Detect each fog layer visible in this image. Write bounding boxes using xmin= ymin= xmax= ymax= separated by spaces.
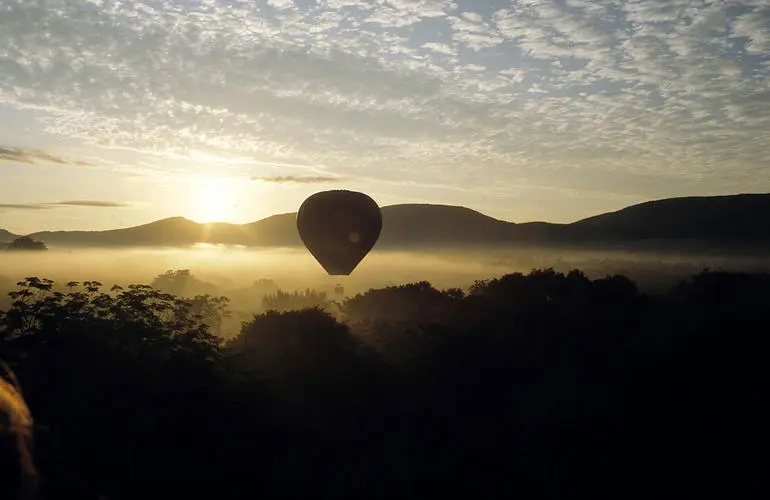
xmin=4 ymin=245 xmax=770 ymax=296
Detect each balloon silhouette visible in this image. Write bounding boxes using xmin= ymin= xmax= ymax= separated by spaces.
xmin=297 ymin=190 xmax=382 ymax=275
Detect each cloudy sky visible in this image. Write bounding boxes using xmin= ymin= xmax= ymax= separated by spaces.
xmin=1 ymin=0 xmax=769 ymax=233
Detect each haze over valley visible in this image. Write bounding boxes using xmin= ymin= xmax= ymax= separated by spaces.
xmin=4 ymin=193 xmax=770 ymax=333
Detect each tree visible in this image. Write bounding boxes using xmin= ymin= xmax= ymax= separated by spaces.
xmin=0 ymin=277 xmax=233 ymax=499
xmin=230 ymin=308 xmax=392 ymax=436
xmin=261 ymin=289 xmax=329 ymax=312
xmin=0 ymin=268 xmax=762 ymax=499
xmin=6 ymin=236 xmax=47 ymax=252
xmin=341 ymin=281 xmax=457 ymax=324
xmin=184 ymin=294 xmax=232 ymax=336
xmin=151 ymin=269 xmax=217 ymax=297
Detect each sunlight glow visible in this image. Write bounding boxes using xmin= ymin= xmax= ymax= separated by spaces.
xmin=188 ymin=179 xmax=239 ymax=223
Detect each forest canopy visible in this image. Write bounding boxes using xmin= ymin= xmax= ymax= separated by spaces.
xmin=0 ymin=268 xmax=764 ymax=499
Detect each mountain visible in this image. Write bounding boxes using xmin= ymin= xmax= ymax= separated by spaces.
xmin=29 ymin=217 xmax=206 ymax=247
xmin=379 ymin=205 xmax=515 ymax=246
xmin=0 ymin=229 xmax=19 ymax=243
xmin=26 ymin=214 xmax=303 ymax=248
xmin=19 ymin=193 xmax=770 ymax=248
xmin=567 ymin=194 xmax=770 ymax=242
xmin=377 ymin=204 xmax=566 ymax=246
xmin=25 ymin=206 xmax=558 ymax=248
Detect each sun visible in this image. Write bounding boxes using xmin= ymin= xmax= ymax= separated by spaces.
xmin=188 ymin=179 xmax=238 ymax=223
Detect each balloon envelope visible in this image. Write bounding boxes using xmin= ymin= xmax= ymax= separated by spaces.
xmin=297 ymin=190 xmax=382 ymax=275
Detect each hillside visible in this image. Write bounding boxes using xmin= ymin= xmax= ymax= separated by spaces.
xmin=0 ymin=229 xmax=19 ymax=243
xmin=13 ymin=193 xmax=770 ymax=248
xmin=569 ymin=194 xmax=770 ymax=241
xmin=24 ymin=205 xmax=544 ymax=248
xmin=378 ymin=204 xmax=566 ymax=245
xmin=29 ymin=217 xmax=206 ymax=247
xmin=380 ymin=205 xmax=517 ymax=245
xmin=27 ymin=214 xmax=304 ymax=248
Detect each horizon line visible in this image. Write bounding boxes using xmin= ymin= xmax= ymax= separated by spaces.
xmin=3 ymin=192 xmax=769 ymax=236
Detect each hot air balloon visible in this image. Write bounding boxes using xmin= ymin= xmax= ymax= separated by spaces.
xmin=297 ymin=190 xmax=382 ymax=275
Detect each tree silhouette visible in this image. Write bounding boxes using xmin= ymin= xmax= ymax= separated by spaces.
xmin=261 ymin=288 xmax=329 ymax=312
xmin=341 ymin=281 xmax=458 ymax=324
xmin=0 ymin=268 xmax=764 ymax=499
xmin=6 ymin=236 xmax=47 ymax=252
xmin=227 ymin=307 xmax=400 ymax=496
xmin=0 ymin=278 xmax=249 ymax=499
xmin=183 ymin=294 xmax=231 ymax=336
xmin=150 ymin=269 xmax=218 ymax=297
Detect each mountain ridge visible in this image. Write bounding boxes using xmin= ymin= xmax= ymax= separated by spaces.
xmin=3 ymin=194 xmax=770 ymax=248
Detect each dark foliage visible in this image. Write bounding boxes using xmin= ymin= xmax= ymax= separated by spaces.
xmin=260 ymin=289 xmax=329 ymax=312
xmin=0 ymin=268 xmax=765 ymax=499
xmin=150 ymin=269 xmax=217 ymax=298
xmin=0 ymin=279 xmax=269 ymax=499
xmin=6 ymin=237 xmax=47 ymax=252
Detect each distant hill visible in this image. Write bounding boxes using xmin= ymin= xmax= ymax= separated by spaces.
xmin=0 ymin=229 xmax=19 ymax=243
xmin=567 ymin=194 xmax=770 ymax=242
xmin=13 ymin=193 xmax=770 ymax=249
xmin=377 ymin=204 xmax=565 ymax=245
xmin=26 ymin=214 xmax=304 ymax=248
xmin=23 ymin=205 xmax=562 ymax=248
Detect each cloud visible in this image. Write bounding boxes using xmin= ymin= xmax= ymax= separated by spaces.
xmin=0 ymin=146 xmax=93 ymax=166
xmin=0 ymin=0 xmax=769 ymax=203
xmin=421 ymin=42 xmax=456 ymax=56
xmin=0 ymin=203 xmax=53 ymax=210
xmin=50 ymin=200 xmax=130 ymax=208
xmin=252 ymin=176 xmax=343 ymax=184
xmin=0 ymin=201 xmax=129 ymax=210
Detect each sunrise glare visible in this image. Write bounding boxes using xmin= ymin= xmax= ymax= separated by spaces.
xmin=187 ymin=178 xmax=241 ymax=224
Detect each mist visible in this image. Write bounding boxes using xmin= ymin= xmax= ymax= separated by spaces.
xmin=4 ymin=244 xmax=770 ymax=301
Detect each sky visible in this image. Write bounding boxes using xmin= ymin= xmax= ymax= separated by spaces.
xmin=1 ymin=0 xmax=770 ymax=233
